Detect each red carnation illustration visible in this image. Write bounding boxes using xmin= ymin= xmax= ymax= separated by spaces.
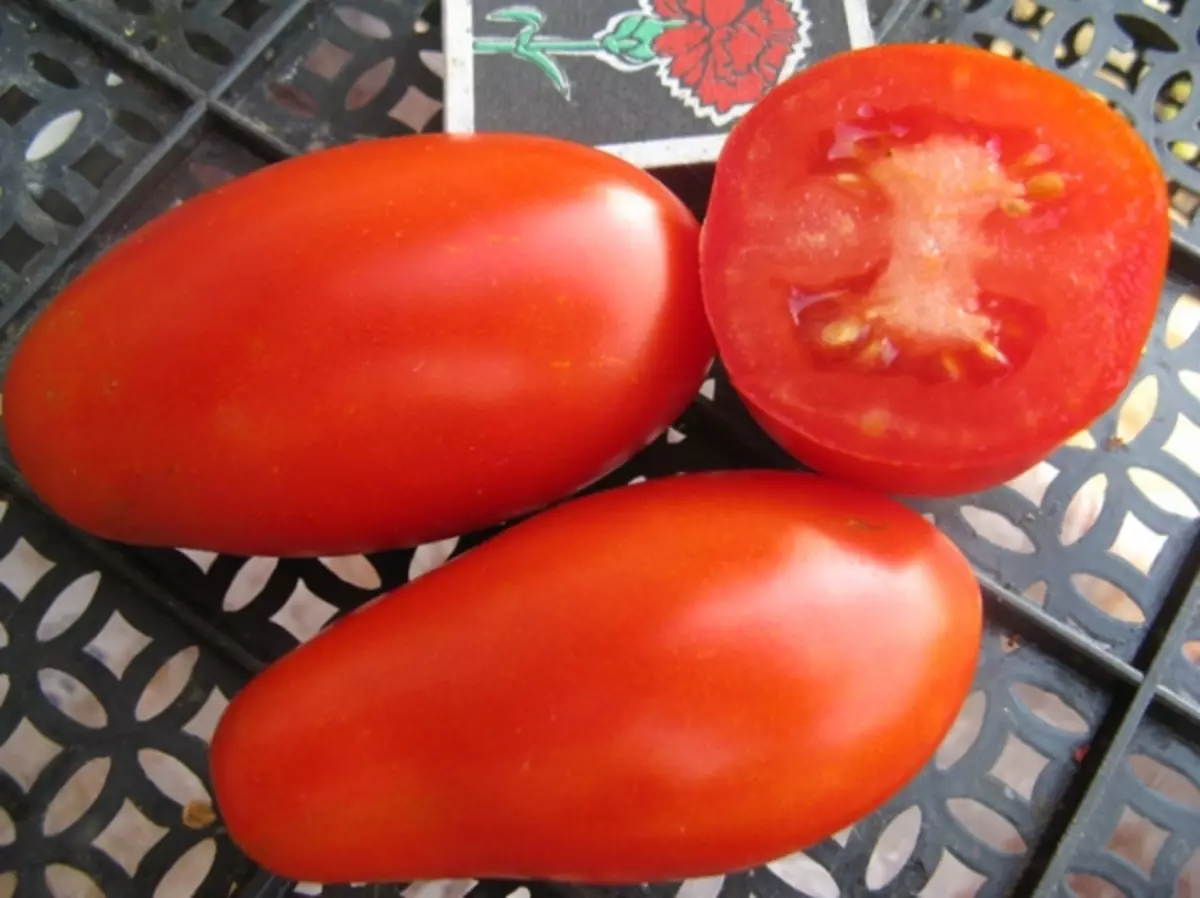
xmin=651 ymin=0 xmax=807 ymax=121
xmin=473 ymin=0 xmax=810 ymax=126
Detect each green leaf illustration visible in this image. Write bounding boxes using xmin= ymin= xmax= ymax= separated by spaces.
xmin=598 ymin=13 xmax=682 ymax=66
xmin=487 ymin=6 xmax=545 ymax=27
xmin=476 ymin=6 xmax=577 ymax=98
xmin=472 ymin=7 xmax=683 ymax=96
xmin=524 ymin=50 xmax=571 ymax=97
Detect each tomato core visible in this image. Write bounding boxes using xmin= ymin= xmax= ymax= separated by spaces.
xmin=787 ymin=111 xmax=1068 ymax=387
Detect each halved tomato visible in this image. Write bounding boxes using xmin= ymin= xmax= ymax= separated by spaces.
xmin=701 ymin=44 xmax=1169 ymax=496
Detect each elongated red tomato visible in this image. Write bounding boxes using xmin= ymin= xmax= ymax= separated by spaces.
xmin=4 ymin=134 xmax=711 ymax=555
xmin=702 ymin=45 xmax=1169 ymax=496
xmin=210 ymin=471 xmax=982 ymax=884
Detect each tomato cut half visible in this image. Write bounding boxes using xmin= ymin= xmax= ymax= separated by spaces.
xmin=701 ymin=44 xmax=1169 ymax=496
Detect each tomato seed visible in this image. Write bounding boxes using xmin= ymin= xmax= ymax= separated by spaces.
xmin=1025 ymin=172 xmax=1065 ymax=199
xmin=1001 ymin=197 xmax=1032 ymax=217
xmin=821 ymin=318 xmax=865 ymax=346
xmin=1015 ymin=145 xmax=1054 ymax=169
xmin=975 ymin=339 xmax=1008 ymax=364
xmin=941 ymin=353 xmax=962 ymax=380
xmin=833 ymin=171 xmax=872 ymax=195
xmin=858 ymin=337 xmax=899 ymax=368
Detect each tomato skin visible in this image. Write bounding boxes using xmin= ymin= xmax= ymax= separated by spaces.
xmin=701 ymin=44 xmax=1169 ymax=497
xmin=210 ymin=471 xmax=982 ymax=884
xmin=741 ymin=391 xmax=1048 ymax=496
xmin=4 ymin=134 xmax=711 ymax=555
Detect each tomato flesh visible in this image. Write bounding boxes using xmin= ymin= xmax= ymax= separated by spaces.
xmin=702 ymin=45 xmax=1169 ymax=496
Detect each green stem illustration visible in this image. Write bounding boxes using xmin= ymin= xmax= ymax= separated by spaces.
xmin=474 ymin=38 xmax=604 ymax=55
xmin=473 ymin=6 xmax=683 ymax=100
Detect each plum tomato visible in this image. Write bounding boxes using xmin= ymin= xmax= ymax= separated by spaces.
xmin=210 ymin=471 xmax=982 ymax=884
xmin=4 ymin=134 xmax=712 ymax=555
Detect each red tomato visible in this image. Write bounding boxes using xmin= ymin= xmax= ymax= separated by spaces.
xmin=3 ymin=134 xmax=712 ymax=555
xmin=210 ymin=471 xmax=982 ymax=884
xmin=701 ymin=44 xmax=1169 ymax=496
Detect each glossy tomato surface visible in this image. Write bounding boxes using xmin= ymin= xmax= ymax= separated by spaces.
xmin=210 ymin=471 xmax=983 ymax=884
xmin=4 ymin=134 xmax=711 ymax=555
xmin=702 ymin=44 xmax=1169 ymax=496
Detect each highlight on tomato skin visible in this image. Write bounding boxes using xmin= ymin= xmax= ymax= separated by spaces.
xmin=209 ymin=471 xmax=983 ymax=886
xmin=700 ymin=43 xmax=1170 ymax=497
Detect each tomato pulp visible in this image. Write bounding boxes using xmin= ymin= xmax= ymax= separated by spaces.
xmin=5 ymin=134 xmax=712 ymax=555
xmin=210 ymin=471 xmax=982 ymax=884
xmin=702 ymin=44 xmax=1169 ymax=496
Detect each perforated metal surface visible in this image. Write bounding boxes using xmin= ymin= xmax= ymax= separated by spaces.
xmin=1 ymin=0 xmax=1200 ymax=896
xmin=0 ymin=495 xmax=248 ymax=896
xmin=1052 ymin=717 xmax=1200 ymax=898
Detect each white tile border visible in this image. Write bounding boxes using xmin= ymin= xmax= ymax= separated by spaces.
xmin=597 ymin=134 xmax=727 ymax=168
xmin=844 ymin=0 xmax=877 ymax=49
xmin=443 ymin=0 xmax=476 ymax=133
